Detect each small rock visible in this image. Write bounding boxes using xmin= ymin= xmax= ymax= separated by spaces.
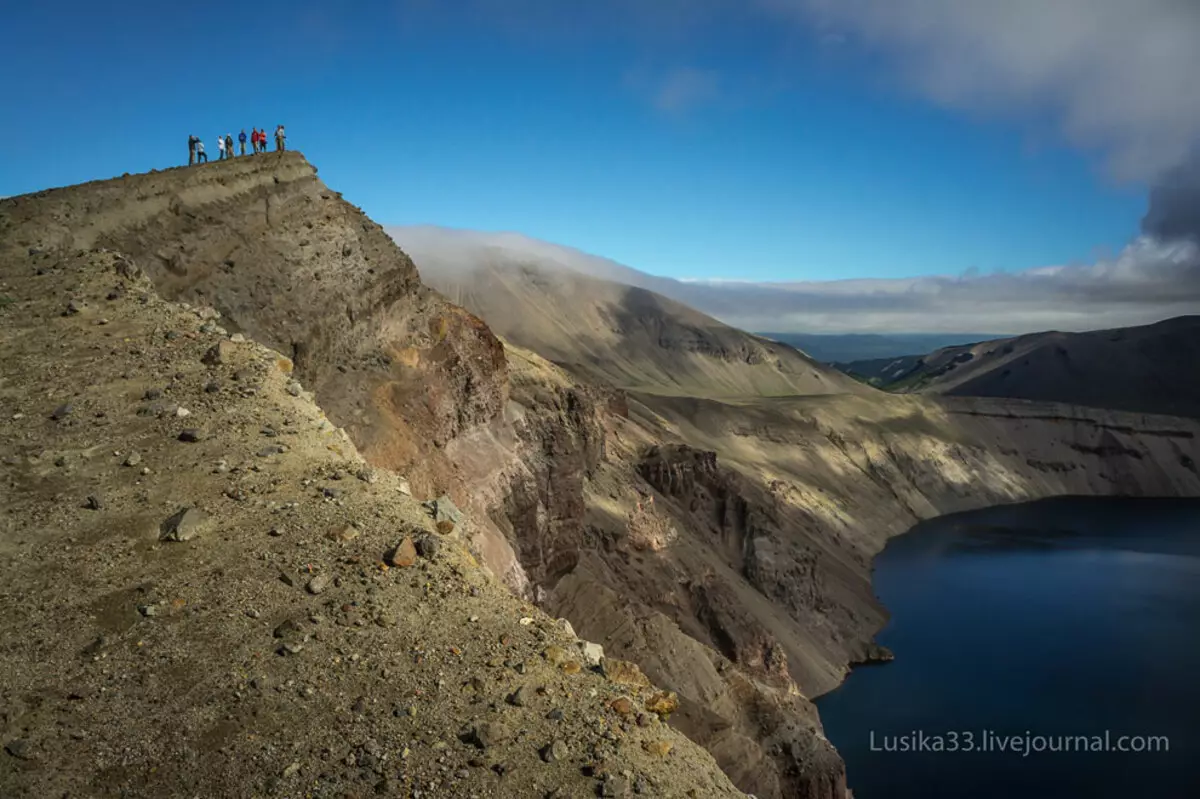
xmin=326 ymin=524 xmax=359 ymax=543
xmin=306 ymin=574 xmax=331 ymax=595
xmin=50 ymin=403 xmax=73 ymax=421
xmin=137 ymin=604 xmax=159 ymax=617
xmin=356 ymin=467 xmax=378 ymax=484
xmin=396 ymin=478 xmax=412 ymax=497
xmin=143 ymin=388 xmax=162 ymax=400
xmin=641 ymin=740 xmax=673 ymax=757
xmin=467 ymin=721 xmax=511 ymax=750
xmin=545 ymin=708 xmax=564 ymax=722
xmin=286 ymin=381 xmax=303 ymax=397
xmin=609 ymin=697 xmax=634 ymax=716
xmin=415 ymin=535 xmax=440 ymax=559
xmin=230 ymin=333 xmax=246 ymax=343
xmin=65 ymin=300 xmax=81 ymax=315
xmin=644 ymin=691 xmax=679 ymax=719
xmin=201 ymin=341 xmax=232 ymax=366
xmin=602 ymin=776 xmax=630 ymax=798
xmin=85 ymin=495 xmax=104 ymax=511
xmin=507 ymin=686 xmax=529 ymax=707
xmin=274 ymin=619 xmax=302 ymax=638
xmin=278 ymin=572 xmax=296 ymax=587
xmin=4 ymin=739 xmax=30 ymax=760
xmin=541 ymin=739 xmax=568 ymax=763
xmin=174 ymin=406 xmax=191 ymax=418
xmin=561 ymin=661 xmax=582 ymax=675
xmin=425 ymin=495 xmax=464 ymax=526
xmin=204 ymin=381 xmax=221 ymax=394
xmin=602 ymin=660 xmax=652 ymax=689
xmin=387 ymin=537 xmax=417 ymax=567
xmin=159 ymin=507 xmax=210 ymax=542
xmin=580 ymin=641 xmax=604 ymax=667
xmin=543 ymin=646 xmax=568 ymax=666
xmin=123 ymin=451 xmax=142 ymax=467
xmin=556 ymin=618 xmax=576 ymax=638
xmin=177 ymin=428 xmax=205 ymax=443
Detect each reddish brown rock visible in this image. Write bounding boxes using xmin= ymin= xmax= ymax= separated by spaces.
xmin=387 ymin=537 xmax=417 ymax=568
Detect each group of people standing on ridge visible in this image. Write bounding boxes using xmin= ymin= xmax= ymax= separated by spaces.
xmin=187 ymin=125 xmax=286 ymax=165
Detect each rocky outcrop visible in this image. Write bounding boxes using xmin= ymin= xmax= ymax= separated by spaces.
xmin=635 ymin=391 xmax=1200 ymax=698
xmin=0 ymin=154 xmax=508 ymax=494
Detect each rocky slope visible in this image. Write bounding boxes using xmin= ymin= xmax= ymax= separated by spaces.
xmin=403 ymin=253 xmax=867 ymax=400
xmin=873 ymin=316 xmax=1200 ymax=417
xmin=0 ymin=243 xmax=743 ymax=798
xmin=5 ymin=156 xmax=1200 ymax=799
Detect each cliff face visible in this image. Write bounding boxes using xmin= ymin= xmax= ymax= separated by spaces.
xmin=1 ymin=154 xmax=506 ymax=470
xmin=0 ymin=244 xmax=745 ymax=798
xmin=6 ymin=157 xmax=1199 ymax=799
xmin=536 ymin=390 xmax=1200 ymax=798
xmin=0 ymin=154 xmax=534 ymax=585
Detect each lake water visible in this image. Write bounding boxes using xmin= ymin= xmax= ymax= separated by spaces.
xmin=816 ymin=497 xmax=1200 ymax=799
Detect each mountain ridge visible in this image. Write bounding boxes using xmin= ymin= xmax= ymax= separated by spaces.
xmin=862 ymin=315 xmax=1200 ymax=418
xmin=418 ymin=255 xmax=869 ymax=400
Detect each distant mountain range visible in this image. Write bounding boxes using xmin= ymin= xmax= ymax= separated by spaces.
xmin=841 ymin=316 xmax=1200 ymax=418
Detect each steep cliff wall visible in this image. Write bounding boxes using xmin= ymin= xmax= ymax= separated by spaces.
xmin=535 ymin=389 xmax=1200 ymax=798
xmin=1 ymin=154 xmax=505 ymax=473
xmin=0 ymin=154 xmax=537 ymax=585
xmin=0 ymin=245 xmax=744 ymax=799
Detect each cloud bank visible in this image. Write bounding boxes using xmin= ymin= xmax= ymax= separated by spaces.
xmin=390 ymin=226 xmax=1200 ymax=335
xmin=776 ymin=0 xmax=1200 ymax=182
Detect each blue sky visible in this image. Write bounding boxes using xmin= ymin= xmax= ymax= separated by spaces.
xmin=0 ymin=1 xmax=1157 ymax=282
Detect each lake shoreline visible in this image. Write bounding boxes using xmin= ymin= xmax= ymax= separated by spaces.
xmin=814 ymin=496 xmax=1200 ymax=799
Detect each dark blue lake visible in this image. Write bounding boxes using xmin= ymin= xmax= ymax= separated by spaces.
xmin=816 ymin=497 xmax=1200 ymax=799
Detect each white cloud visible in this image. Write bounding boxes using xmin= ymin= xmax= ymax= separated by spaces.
xmin=769 ymin=0 xmax=1200 ymax=181
xmin=391 ymin=226 xmax=1200 ymax=335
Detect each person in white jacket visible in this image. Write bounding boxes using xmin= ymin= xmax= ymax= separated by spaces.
xmin=217 ymin=135 xmax=226 ymax=160
xmin=196 ymin=139 xmax=207 ymax=163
